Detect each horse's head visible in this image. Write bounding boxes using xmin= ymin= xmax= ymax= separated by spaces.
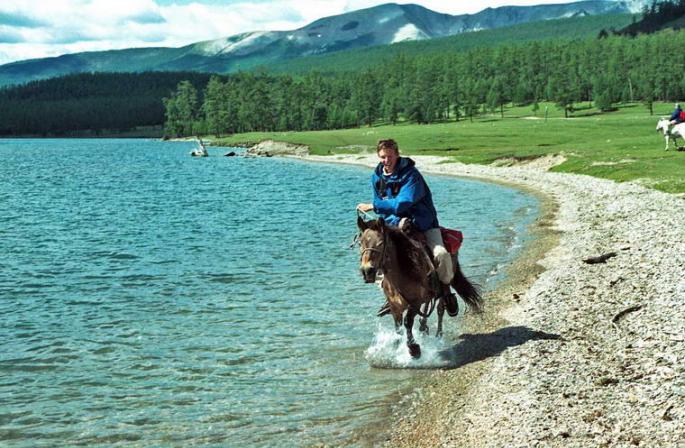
xmin=357 ymin=217 xmax=387 ymax=283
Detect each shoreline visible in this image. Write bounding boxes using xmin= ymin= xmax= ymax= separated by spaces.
xmin=297 ymin=154 xmax=685 ymax=447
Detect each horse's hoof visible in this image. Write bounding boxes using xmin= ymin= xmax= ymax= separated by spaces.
xmin=408 ymin=343 xmax=421 ymax=358
xmin=436 ymin=330 xmax=443 ymax=338
xmin=419 ymin=324 xmax=429 ymax=335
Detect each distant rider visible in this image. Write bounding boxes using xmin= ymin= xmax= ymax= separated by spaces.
xmin=356 ymin=139 xmax=458 ymax=315
xmin=669 ymin=103 xmax=683 ymax=126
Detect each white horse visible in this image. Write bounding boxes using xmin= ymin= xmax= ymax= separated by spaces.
xmin=656 ymin=118 xmax=685 ymax=150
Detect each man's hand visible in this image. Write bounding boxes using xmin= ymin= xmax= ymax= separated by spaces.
xmin=356 ymin=203 xmax=373 ymax=212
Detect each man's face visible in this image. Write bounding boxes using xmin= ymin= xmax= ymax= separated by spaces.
xmin=378 ymin=148 xmax=399 ymax=174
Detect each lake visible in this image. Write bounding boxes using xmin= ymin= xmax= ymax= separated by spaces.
xmin=0 ymin=139 xmax=538 ymax=447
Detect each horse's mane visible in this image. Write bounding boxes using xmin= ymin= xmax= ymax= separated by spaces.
xmin=385 ymin=227 xmax=432 ymax=282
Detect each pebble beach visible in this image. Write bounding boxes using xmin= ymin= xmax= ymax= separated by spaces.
xmin=303 ymin=153 xmax=685 ymax=447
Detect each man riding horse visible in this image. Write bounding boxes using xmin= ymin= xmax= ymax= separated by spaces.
xmin=356 ymin=139 xmax=459 ymax=316
xmin=670 ymin=103 xmax=684 ymax=126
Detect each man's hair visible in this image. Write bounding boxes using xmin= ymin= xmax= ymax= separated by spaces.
xmin=377 ymin=139 xmax=399 ymax=153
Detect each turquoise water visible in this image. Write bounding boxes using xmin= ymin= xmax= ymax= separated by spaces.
xmin=0 ymin=139 xmax=538 ymax=447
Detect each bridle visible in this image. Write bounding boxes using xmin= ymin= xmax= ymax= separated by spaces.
xmin=360 ymin=230 xmax=388 ymax=268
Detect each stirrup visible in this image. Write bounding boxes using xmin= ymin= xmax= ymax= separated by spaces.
xmin=377 ymin=301 xmax=391 ymax=317
xmin=444 ymin=293 xmax=459 ymax=317
xmin=429 ymin=271 xmax=441 ymax=292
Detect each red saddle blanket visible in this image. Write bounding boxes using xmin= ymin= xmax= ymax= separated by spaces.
xmin=440 ymin=227 xmax=463 ymax=254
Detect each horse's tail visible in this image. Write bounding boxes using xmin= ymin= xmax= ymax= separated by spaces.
xmin=451 ymin=254 xmax=483 ymax=314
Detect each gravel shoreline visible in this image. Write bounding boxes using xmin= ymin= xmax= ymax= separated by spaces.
xmin=302 ymin=154 xmax=685 ymax=447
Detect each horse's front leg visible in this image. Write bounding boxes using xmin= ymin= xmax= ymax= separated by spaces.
xmin=418 ymin=316 xmax=429 ymax=335
xmin=436 ymin=298 xmax=445 ymax=338
xmin=388 ymin=310 xmax=403 ymax=349
xmin=418 ymin=302 xmax=430 ymax=335
xmin=404 ymin=308 xmax=421 ymax=358
xmin=393 ymin=313 xmax=402 ymax=332
xmin=383 ymin=282 xmax=404 ymax=334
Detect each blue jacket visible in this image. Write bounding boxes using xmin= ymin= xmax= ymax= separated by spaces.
xmin=671 ymin=106 xmax=683 ymax=122
xmin=371 ymin=157 xmax=439 ymax=231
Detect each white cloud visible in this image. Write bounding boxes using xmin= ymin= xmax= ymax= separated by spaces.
xmin=0 ymin=0 xmax=578 ymax=65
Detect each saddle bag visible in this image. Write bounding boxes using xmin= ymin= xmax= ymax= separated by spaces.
xmin=440 ymin=227 xmax=463 ymax=255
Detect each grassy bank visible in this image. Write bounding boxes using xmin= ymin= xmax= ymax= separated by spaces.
xmin=212 ymin=101 xmax=685 ymax=193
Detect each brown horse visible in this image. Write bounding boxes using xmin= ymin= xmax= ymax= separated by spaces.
xmin=357 ymin=217 xmax=482 ymax=358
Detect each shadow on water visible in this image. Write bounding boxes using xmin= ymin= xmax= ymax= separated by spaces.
xmin=439 ymin=325 xmax=563 ymax=370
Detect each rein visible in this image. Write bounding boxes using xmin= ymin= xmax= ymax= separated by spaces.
xmin=351 ymin=208 xmax=376 ymax=248
xmin=412 ymin=297 xmax=438 ymax=318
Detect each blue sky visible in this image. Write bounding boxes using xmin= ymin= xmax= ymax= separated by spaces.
xmin=0 ymin=0 xmax=581 ymax=65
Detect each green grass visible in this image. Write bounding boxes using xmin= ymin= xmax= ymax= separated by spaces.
xmin=212 ymin=101 xmax=685 ymax=194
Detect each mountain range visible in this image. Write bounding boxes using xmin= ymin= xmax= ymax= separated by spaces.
xmin=0 ymin=1 xmax=648 ymax=87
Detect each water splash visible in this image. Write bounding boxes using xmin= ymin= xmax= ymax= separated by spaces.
xmin=365 ymin=323 xmax=455 ymax=369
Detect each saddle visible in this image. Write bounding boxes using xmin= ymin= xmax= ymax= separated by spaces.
xmin=402 ymin=226 xmax=436 ymax=270
xmin=403 ymin=225 xmax=463 ymax=258
xmin=440 ymin=227 xmax=463 ymax=254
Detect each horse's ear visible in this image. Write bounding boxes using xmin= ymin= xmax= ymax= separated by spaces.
xmin=376 ymin=218 xmax=385 ymax=232
xmin=357 ymin=216 xmax=367 ymax=231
